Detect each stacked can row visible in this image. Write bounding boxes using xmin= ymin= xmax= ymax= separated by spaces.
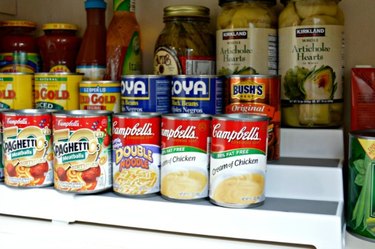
xmin=0 ymin=110 xmax=268 ymax=208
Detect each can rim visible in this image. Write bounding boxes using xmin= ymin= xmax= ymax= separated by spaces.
xmin=53 ymin=110 xmax=113 ymax=116
xmin=114 ymin=112 xmax=161 ymax=118
xmin=162 ymin=113 xmax=211 ymax=120
xmin=2 ymin=109 xmax=56 ymax=115
xmin=213 ymin=113 xmax=270 ymax=122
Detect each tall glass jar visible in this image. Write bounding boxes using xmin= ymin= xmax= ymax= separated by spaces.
xmin=216 ymin=0 xmax=278 ymax=76
xmin=279 ymin=0 xmax=345 ymax=127
xmin=153 ymin=5 xmax=215 ymax=75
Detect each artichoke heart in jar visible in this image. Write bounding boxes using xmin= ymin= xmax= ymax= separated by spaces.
xmin=153 ymin=5 xmax=215 ymax=75
xmin=279 ymin=0 xmax=344 ymax=127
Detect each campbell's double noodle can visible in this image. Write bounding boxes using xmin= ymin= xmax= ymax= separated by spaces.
xmin=112 ymin=112 xmax=161 ymax=196
xmin=210 ymin=114 xmax=269 ymax=208
xmin=3 ymin=109 xmax=54 ymax=187
xmin=52 ymin=110 xmax=112 ymax=193
xmin=34 ymin=73 xmax=82 ymax=110
xmin=80 ymin=81 xmax=121 ymax=112
xmin=161 ymin=113 xmax=211 ymax=201
xmin=0 ymin=73 xmax=33 ymax=109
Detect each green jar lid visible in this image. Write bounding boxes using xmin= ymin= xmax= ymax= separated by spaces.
xmin=163 ymin=5 xmax=210 ymax=18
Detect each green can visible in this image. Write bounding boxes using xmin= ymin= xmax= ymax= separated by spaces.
xmin=347 ymin=130 xmax=375 ymax=241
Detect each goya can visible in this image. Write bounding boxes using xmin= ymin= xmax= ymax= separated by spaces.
xmin=121 ymin=75 xmax=170 ymax=113
xmin=34 ymin=73 xmax=82 ymax=110
xmin=112 ymin=112 xmax=161 ymax=196
xmin=0 ymin=73 xmax=34 ymax=109
xmin=347 ymin=130 xmax=375 ymax=241
xmin=210 ymin=114 xmax=268 ymax=208
xmin=80 ymin=81 xmax=121 ymax=112
xmin=52 ymin=110 xmax=112 ymax=193
xmin=171 ymin=75 xmax=223 ymax=114
xmin=2 ymin=109 xmax=53 ymax=187
xmin=161 ymin=113 xmax=210 ymax=200
xmin=224 ymin=75 xmax=280 ymax=160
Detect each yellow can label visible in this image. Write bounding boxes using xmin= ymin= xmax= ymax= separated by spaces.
xmin=80 ymin=81 xmax=121 ymax=112
xmin=0 ymin=73 xmax=33 ymax=109
xmin=34 ymin=73 xmax=82 ymax=110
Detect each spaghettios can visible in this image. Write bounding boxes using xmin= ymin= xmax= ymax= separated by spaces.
xmin=52 ymin=110 xmax=112 ymax=193
xmin=2 ymin=109 xmax=54 ymax=187
xmin=161 ymin=113 xmax=211 ymax=201
xmin=0 ymin=73 xmax=34 ymax=109
xmin=224 ymin=75 xmax=280 ymax=160
xmin=34 ymin=73 xmax=82 ymax=110
xmin=210 ymin=114 xmax=269 ymax=208
xmin=112 ymin=112 xmax=161 ymax=197
xmin=347 ymin=130 xmax=375 ymax=241
xmin=121 ymin=75 xmax=170 ymax=113
xmin=171 ymin=75 xmax=223 ymax=115
xmin=0 ymin=110 xmax=6 ymax=181
xmin=80 ymin=81 xmax=121 ymax=112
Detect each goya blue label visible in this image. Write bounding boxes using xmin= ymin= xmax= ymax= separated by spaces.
xmin=121 ymin=75 xmax=170 ymax=113
xmin=171 ymin=76 xmax=223 ymax=114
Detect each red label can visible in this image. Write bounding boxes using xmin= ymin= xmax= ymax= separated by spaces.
xmin=112 ymin=112 xmax=161 ymax=196
xmin=161 ymin=113 xmax=210 ymax=200
xmin=3 ymin=109 xmax=54 ymax=187
xmin=210 ymin=114 xmax=269 ymax=208
xmin=52 ymin=110 xmax=112 ymax=193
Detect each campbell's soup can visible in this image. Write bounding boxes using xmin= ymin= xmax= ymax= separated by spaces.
xmin=210 ymin=114 xmax=269 ymax=208
xmin=161 ymin=113 xmax=211 ymax=201
xmin=224 ymin=75 xmax=280 ymax=160
xmin=347 ymin=130 xmax=375 ymax=241
xmin=121 ymin=75 xmax=170 ymax=113
xmin=2 ymin=109 xmax=54 ymax=187
xmin=171 ymin=75 xmax=223 ymax=114
xmin=80 ymin=81 xmax=121 ymax=112
xmin=34 ymin=73 xmax=82 ymax=110
xmin=112 ymin=112 xmax=161 ymax=196
xmin=52 ymin=110 xmax=112 ymax=193
xmin=0 ymin=73 xmax=33 ymax=109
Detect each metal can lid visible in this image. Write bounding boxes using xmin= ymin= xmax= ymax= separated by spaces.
xmin=53 ymin=110 xmax=113 ymax=117
xmin=114 ymin=112 xmax=161 ymax=119
xmin=213 ymin=113 xmax=270 ymax=122
xmin=162 ymin=113 xmax=211 ymax=120
xmin=2 ymin=109 xmax=55 ymax=116
xmin=0 ymin=20 xmax=37 ymax=28
xmin=42 ymin=23 xmax=78 ymax=31
xmin=163 ymin=5 xmax=210 ymax=18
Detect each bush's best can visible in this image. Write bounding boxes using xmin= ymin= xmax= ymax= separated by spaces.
xmin=0 ymin=73 xmax=33 ymax=109
xmin=210 ymin=114 xmax=269 ymax=208
xmin=121 ymin=75 xmax=170 ymax=113
xmin=161 ymin=113 xmax=210 ymax=200
xmin=80 ymin=81 xmax=121 ymax=112
xmin=112 ymin=112 xmax=161 ymax=196
xmin=2 ymin=109 xmax=54 ymax=187
xmin=52 ymin=110 xmax=112 ymax=193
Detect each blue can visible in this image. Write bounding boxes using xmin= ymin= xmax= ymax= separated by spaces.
xmin=121 ymin=75 xmax=170 ymax=113
xmin=171 ymin=75 xmax=223 ymax=114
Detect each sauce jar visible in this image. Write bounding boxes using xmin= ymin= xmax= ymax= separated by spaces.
xmin=153 ymin=5 xmax=215 ymax=75
xmin=216 ymin=0 xmax=278 ymax=76
xmin=0 ymin=20 xmax=40 ymax=73
xmin=38 ymin=23 xmax=81 ymax=72
xmin=279 ymin=0 xmax=344 ymax=128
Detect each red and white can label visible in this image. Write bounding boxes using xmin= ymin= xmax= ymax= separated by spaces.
xmin=112 ymin=114 xmax=161 ymax=196
xmin=210 ymin=116 xmax=268 ymax=207
xmin=161 ymin=115 xmax=210 ymax=200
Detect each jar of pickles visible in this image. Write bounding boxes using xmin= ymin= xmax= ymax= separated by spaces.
xmin=279 ymin=0 xmax=344 ymax=127
xmin=153 ymin=5 xmax=215 ymax=75
xmin=216 ymin=0 xmax=278 ymax=76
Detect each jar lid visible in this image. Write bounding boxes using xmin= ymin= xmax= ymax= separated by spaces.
xmin=163 ymin=5 xmax=210 ymax=18
xmin=0 ymin=20 xmax=37 ymax=28
xmin=219 ymin=0 xmax=277 ymax=6
xmin=42 ymin=23 xmax=78 ymax=31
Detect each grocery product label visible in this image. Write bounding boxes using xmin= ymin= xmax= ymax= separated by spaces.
xmin=122 ymin=32 xmax=142 ymax=75
xmin=0 ymin=73 xmax=34 ymax=109
xmin=0 ymin=52 xmax=40 ymax=73
xmin=154 ymin=47 xmax=182 ymax=75
xmin=80 ymin=81 xmax=121 ymax=112
xmin=76 ymin=65 xmax=106 ymax=81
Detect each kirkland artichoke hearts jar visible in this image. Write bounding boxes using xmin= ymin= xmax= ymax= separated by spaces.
xmin=153 ymin=5 xmax=215 ymax=75
xmin=216 ymin=0 xmax=278 ymax=76
xmin=279 ymin=0 xmax=344 ymax=127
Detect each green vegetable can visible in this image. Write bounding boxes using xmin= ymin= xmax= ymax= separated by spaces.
xmin=347 ymin=130 xmax=375 ymax=241
xmin=279 ymin=0 xmax=344 ymax=127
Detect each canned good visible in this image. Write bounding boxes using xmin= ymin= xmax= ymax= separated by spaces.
xmin=34 ymin=73 xmax=82 ymax=110
xmin=112 ymin=112 xmax=161 ymax=196
xmin=347 ymin=130 xmax=375 ymax=241
xmin=224 ymin=75 xmax=280 ymax=160
xmin=2 ymin=109 xmax=54 ymax=187
xmin=171 ymin=75 xmax=223 ymax=114
xmin=0 ymin=73 xmax=34 ymax=109
xmin=52 ymin=110 xmax=112 ymax=193
xmin=210 ymin=114 xmax=269 ymax=208
xmin=80 ymin=80 xmax=121 ymax=112
xmin=121 ymin=75 xmax=170 ymax=113
xmin=0 ymin=110 xmax=5 ymax=181
xmin=161 ymin=113 xmax=210 ymax=200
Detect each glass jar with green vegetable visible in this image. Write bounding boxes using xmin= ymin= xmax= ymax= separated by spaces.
xmin=279 ymin=0 xmax=344 ymax=127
